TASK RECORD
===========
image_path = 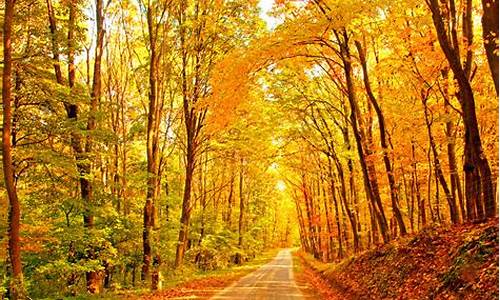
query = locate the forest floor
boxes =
[297,219,499,300]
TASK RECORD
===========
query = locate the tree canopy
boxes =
[0,0,497,298]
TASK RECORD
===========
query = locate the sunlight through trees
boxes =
[0,0,497,298]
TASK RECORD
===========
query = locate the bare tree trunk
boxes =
[320,176,334,261]
[175,145,195,268]
[302,175,320,258]
[330,155,359,253]
[46,0,63,84]
[401,165,413,232]
[330,173,344,259]
[426,146,436,223]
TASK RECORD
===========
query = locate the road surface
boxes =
[211,249,305,299]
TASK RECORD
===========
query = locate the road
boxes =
[210,249,305,300]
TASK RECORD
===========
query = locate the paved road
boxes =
[211,249,304,300]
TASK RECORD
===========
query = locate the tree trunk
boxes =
[481,0,499,95]
[355,40,407,236]
[442,68,465,221]
[83,0,105,293]
[2,1,26,298]
[329,170,344,259]
[238,162,245,248]
[320,177,334,261]
[426,146,436,223]
[336,29,390,243]
[142,2,164,288]
[427,0,496,221]
[226,172,235,225]
[175,144,194,268]
[45,0,88,290]
[341,124,362,240]
[234,162,246,264]
[330,155,359,253]
[411,141,425,228]
[45,0,63,84]
[422,94,459,224]
[174,1,206,268]
[302,175,320,258]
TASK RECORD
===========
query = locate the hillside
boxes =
[298,220,499,299]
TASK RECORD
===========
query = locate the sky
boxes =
[258,0,283,30]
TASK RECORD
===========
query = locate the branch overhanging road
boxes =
[211,249,306,300]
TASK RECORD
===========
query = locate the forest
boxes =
[0,0,498,299]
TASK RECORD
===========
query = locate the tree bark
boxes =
[174,139,195,268]
[355,40,407,236]
[142,2,164,288]
[226,172,235,224]
[441,68,465,221]
[481,0,499,95]
[328,162,344,259]
[82,0,105,293]
[427,0,496,221]
[238,162,245,248]
[174,1,207,268]
[421,93,459,224]
[330,154,359,253]
[2,1,26,298]
[336,29,390,243]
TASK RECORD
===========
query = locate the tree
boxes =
[481,0,499,95]
[2,0,26,298]
[426,0,496,221]
[141,0,171,289]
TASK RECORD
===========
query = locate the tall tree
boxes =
[142,0,170,289]
[355,40,407,236]
[2,0,26,298]
[82,0,106,293]
[427,0,496,221]
[480,0,499,94]
[174,0,208,268]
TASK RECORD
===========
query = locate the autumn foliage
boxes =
[0,0,498,298]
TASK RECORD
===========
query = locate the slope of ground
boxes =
[298,220,498,300]
[293,252,344,299]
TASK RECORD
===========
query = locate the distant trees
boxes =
[0,0,497,297]
[206,0,497,262]
[2,0,291,298]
